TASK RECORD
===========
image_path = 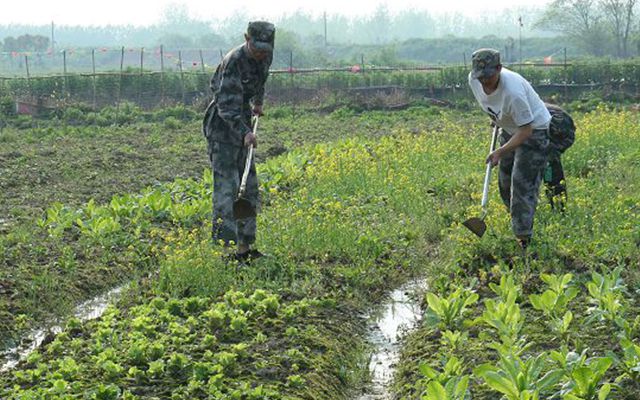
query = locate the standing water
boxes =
[356,280,427,400]
[0,284,127,371]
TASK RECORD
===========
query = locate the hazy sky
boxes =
[4,0,550,26]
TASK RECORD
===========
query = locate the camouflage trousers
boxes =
[209,141,259,246]
[543,150,567,211]
[498,128,549,238]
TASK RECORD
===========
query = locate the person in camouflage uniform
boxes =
[543,103,576,212]
[468,48,551,250]
[202,21,275,261]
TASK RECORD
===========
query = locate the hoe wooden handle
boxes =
[480,125,500,215]
[239,116,259,197]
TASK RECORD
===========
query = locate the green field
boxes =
[0,105,638,399]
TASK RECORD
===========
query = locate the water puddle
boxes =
[0,284,127,371]
[356,279,427,400]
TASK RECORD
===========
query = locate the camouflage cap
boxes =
[471,48,501,79]
[247,21,275,52]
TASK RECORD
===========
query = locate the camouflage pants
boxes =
[209,141,258,246]
[543,150,567,211]
[498,128,549,238]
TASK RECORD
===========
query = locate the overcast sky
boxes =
[4,0,551,26]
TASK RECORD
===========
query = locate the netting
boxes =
[1,48,639,111]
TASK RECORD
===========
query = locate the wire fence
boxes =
[1,46,639,113]
[0,47,224,76]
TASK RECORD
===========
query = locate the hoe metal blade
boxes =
[462,217,487,238]
[233,197,256,220]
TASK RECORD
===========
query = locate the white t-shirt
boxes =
[468,67,551,135]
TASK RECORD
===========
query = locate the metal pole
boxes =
[463,52,467,67]
[563,47,568,101]
[178,50,185,104]
[160,45,165,71]
[324,11,328,47]
[160,45,165,105]
[290,50,295,114]
[63,49,68,101]
[361,54,366,87]
[92,48,97,109]
[199,49,205,73]
[138,47,144,107]
[116,46,124,120]
[51,21,55,54]
[25,55,32,99]
[518,16,523,66]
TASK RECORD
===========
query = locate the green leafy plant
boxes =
[439,330,469,355]
[478,289,525,353]
[615,315,640,341]
[529,273,578,318]
[529,273,578,340]
[91,383,121,400]
[489,274,521,302]
[286,374,305,388]
[167,353,189,377]
[474,353,564,400]
[557,357,613,400]
[586,268,626,324]
[550,347,589,376]
[424,288,479,331]
[418,357,470,400]
[612,338,640,382]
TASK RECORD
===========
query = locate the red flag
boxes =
[544,56,552,64]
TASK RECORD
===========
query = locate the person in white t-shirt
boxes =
[468,48,551,251]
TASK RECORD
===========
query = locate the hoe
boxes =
[463,124,500,237]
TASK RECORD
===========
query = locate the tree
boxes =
[2,34,50,52]
[391,10,436,40]
[158,2,212,40]
[159,3,192,30]
[157,33,193,49]
[600,0,637,57]
[195,33,228,50]
[536,0,610,56]
[367,5,391,44]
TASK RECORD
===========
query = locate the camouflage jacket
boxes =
[203,44,272,147]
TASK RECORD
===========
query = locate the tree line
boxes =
[537,0,639,58]
[1,1,639,61]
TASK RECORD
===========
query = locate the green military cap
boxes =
[247,21,275,52]
[471,48,501,79]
